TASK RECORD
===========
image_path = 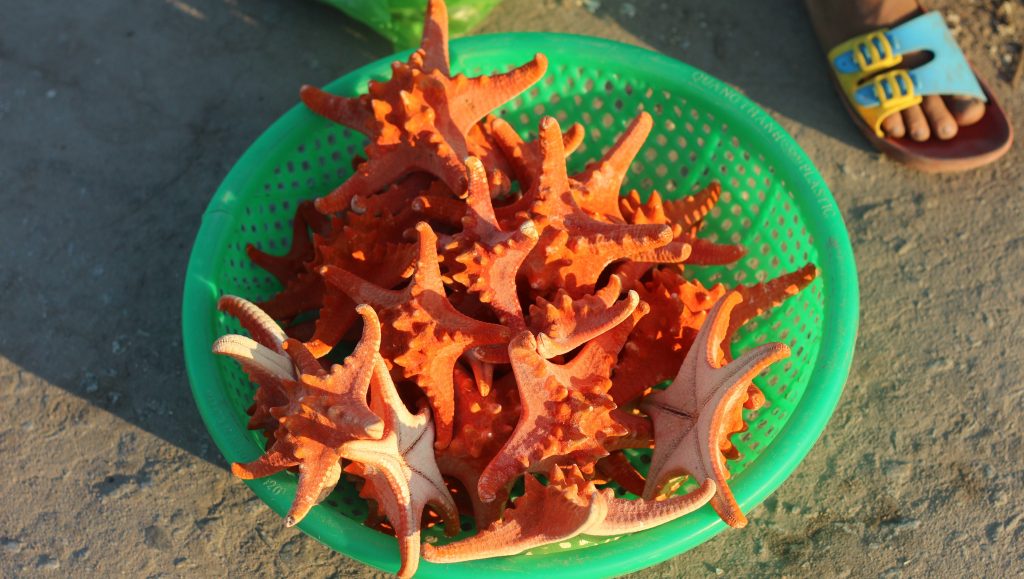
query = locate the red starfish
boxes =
[446,156,539,330]
[302,0,547,214]
[436,364,519,529]
[321,222,512,449]
[527,274,640,358]
[339,353,459,578]
[475,299,647,502]
[515,116,675,297]
[424,464,716,563]
[640,291,790,528]
[221,304,385,527]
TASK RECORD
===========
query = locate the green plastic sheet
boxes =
[319,0,503,49]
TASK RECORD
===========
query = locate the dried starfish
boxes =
[446,156,539,330]
[222,303,385,526]
[475,300,646,502]
[339,353,459,578]
[321,222,512,449]
[516,117,675,297]
[436,364,519,528]
[640,291,790,527]
[424,464,716,563]
[302,0,547,214]
[527,274,639,358]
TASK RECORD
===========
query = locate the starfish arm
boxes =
[534,116,571,207]
[245,201,321,286]
[230,449,299,479]
[304,291,358,358]
[725,263,818,347]
[682,237,746,265]
[285,447,344,527]
[407,222,448,295]
[574,112,653,220]
[416,0,450,75]
[319,265,405,309]
[595,451,647,497]
[534,290,640,359]
[592,479,716,535]
[664,181,721,234]
[217,295,287,352]
[300,86,372,133]
[447,54,548,135]
[603,409,653,451]
[212,334,295,383]
[332,304,381,388]
[314,154,415,215]
[282,338,326,377]
[436,454,510,529]
[255,271,324,321]
[423,475,605,563]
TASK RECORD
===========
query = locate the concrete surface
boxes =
[1,0,1021,576]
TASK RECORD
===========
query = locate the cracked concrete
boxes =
[1,0,1021,576]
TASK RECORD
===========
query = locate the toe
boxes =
[945,95,986,127]
[922,95,958,141]
[901,105,930,142]
[881,112,906,138]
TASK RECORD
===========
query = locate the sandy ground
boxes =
[1,0,1022,576]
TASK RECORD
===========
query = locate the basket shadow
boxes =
[599,0,871,153]
[0,0,391,470]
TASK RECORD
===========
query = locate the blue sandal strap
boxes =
[833,12,987,108]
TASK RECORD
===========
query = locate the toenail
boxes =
[912,129,927,140]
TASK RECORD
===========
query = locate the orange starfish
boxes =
[302,0,547,214]
[321,222,512,449]
[640,291,790,528]
[219,303,385,526]
[475,299,646,502]
[339,353,459,578]
[424,464,716,563]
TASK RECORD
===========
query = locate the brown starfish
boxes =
[640,291,790,528]
[339,354,459,578]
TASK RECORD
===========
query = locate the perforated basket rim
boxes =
[182,32,859,578]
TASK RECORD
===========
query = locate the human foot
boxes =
[804,0,985,142]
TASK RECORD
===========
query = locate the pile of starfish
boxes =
[211,0,817,576]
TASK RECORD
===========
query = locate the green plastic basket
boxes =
[183,33,859,578]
